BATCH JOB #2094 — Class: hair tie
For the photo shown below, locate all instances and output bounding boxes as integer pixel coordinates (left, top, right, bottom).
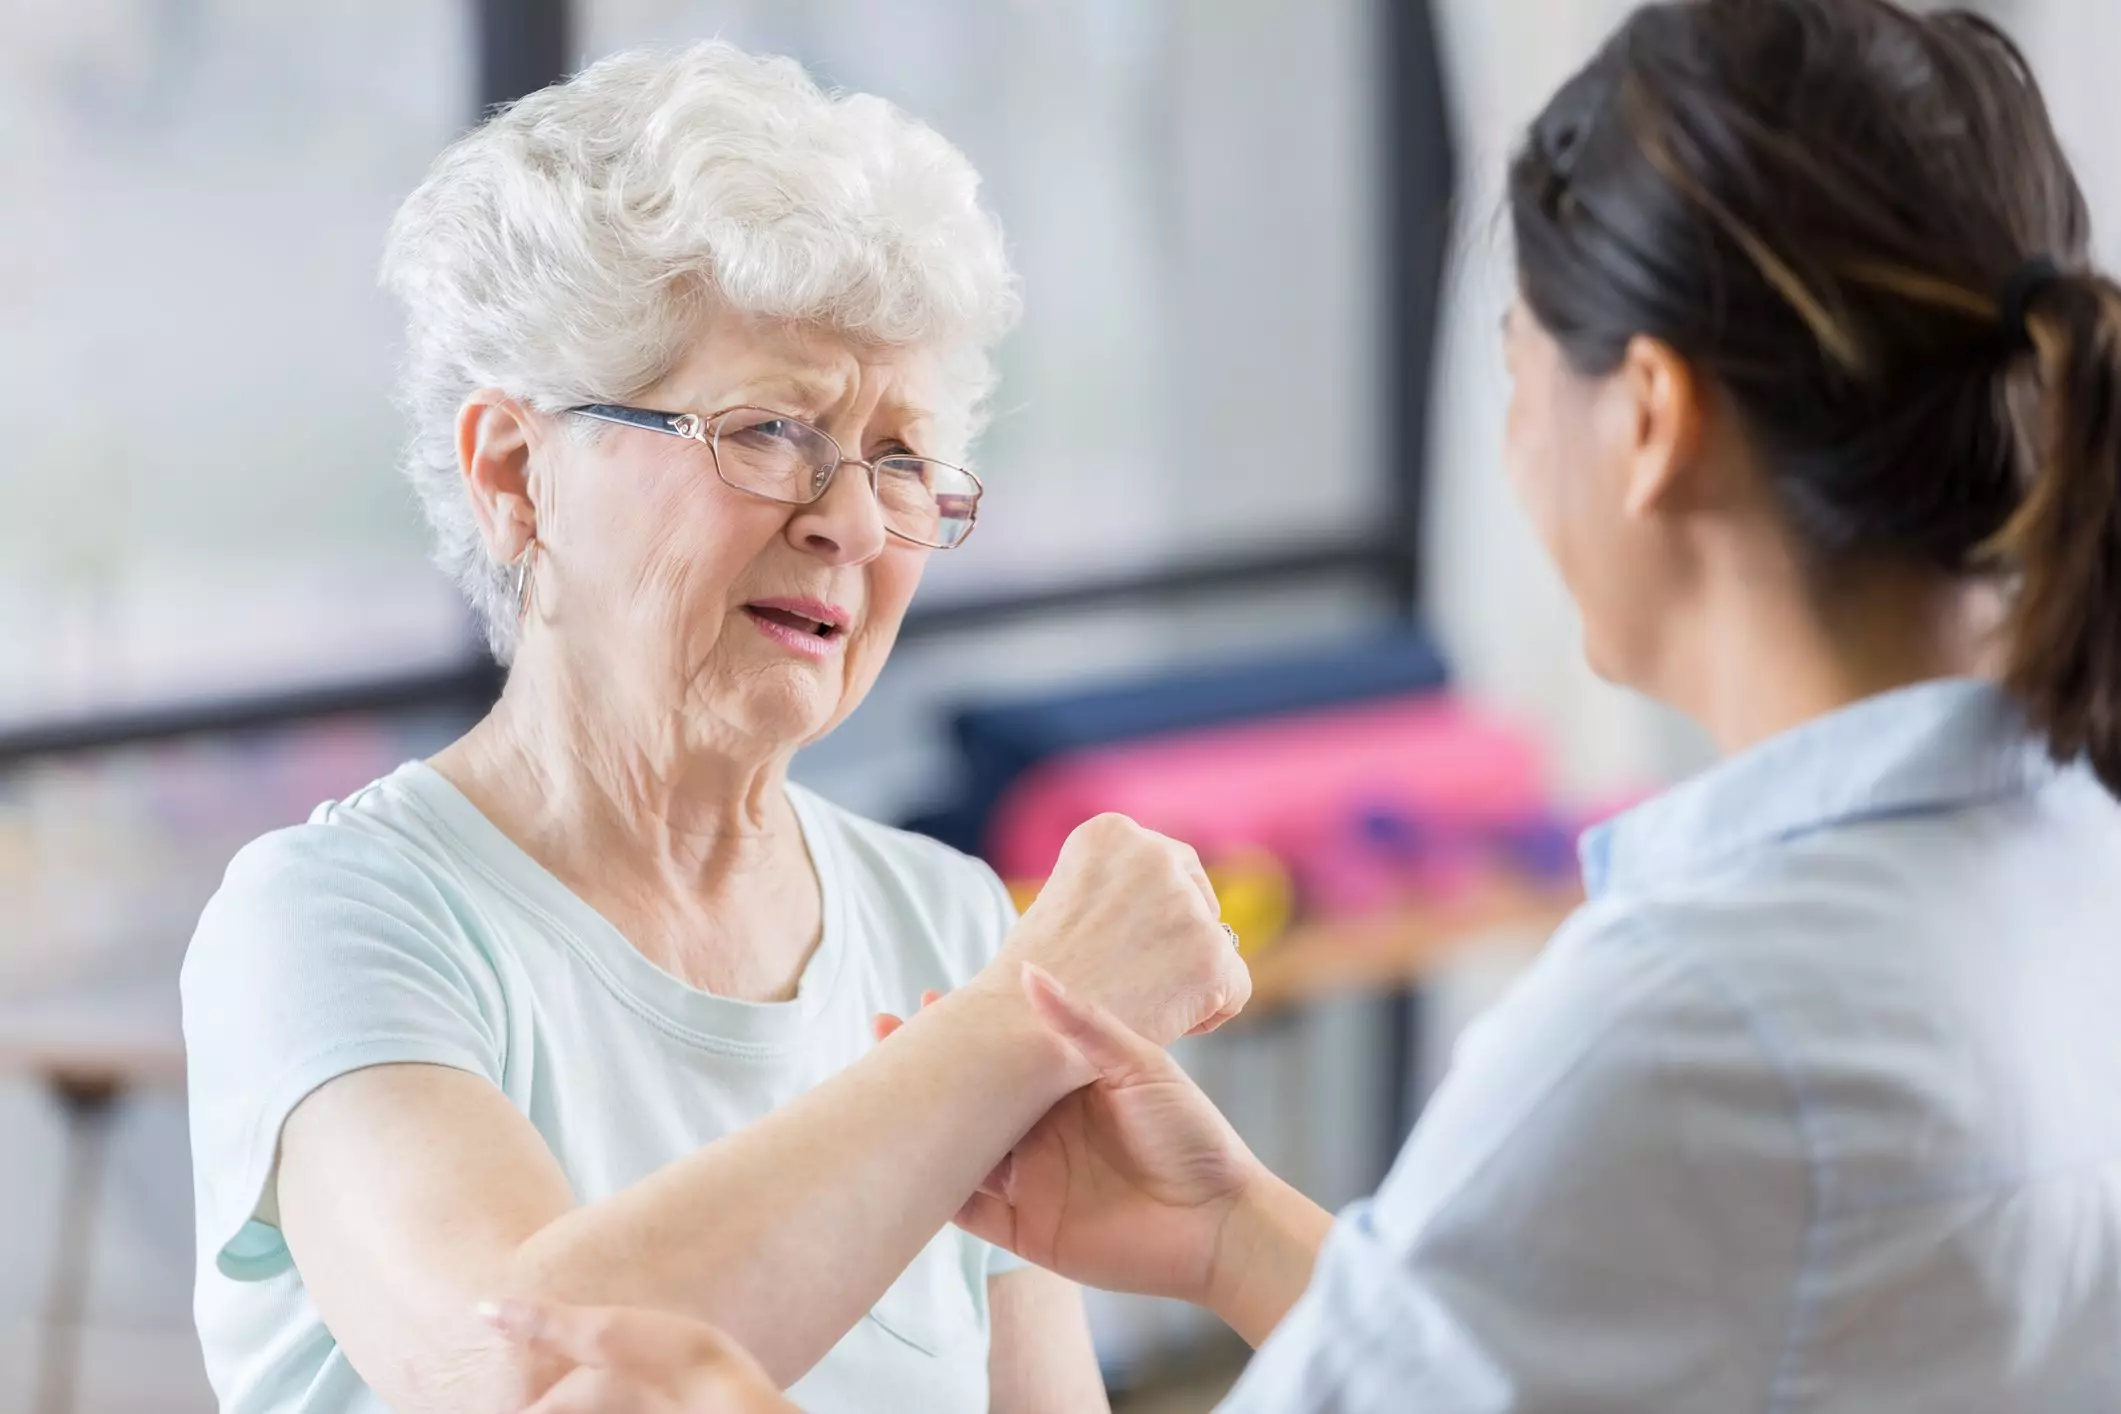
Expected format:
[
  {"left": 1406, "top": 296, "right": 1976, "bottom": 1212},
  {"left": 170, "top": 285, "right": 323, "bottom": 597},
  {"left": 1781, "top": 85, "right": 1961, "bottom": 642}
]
[{"left": 2000, "top": 256, "right": 2064, "bottom": 352}]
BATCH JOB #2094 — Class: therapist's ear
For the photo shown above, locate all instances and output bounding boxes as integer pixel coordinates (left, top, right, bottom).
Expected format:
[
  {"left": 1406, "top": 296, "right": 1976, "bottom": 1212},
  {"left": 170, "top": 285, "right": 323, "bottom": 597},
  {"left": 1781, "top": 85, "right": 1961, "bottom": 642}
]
[{"left": 1610, "top": 335, "right": 1709, "bottom": 522}]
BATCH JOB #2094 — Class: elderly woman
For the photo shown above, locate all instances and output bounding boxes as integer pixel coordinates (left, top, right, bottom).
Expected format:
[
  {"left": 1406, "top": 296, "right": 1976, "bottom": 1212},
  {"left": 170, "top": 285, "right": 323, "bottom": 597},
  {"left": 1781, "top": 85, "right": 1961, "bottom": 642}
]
[{"left": 179, "top": 42, "right": 1248, "bottom": 1414}]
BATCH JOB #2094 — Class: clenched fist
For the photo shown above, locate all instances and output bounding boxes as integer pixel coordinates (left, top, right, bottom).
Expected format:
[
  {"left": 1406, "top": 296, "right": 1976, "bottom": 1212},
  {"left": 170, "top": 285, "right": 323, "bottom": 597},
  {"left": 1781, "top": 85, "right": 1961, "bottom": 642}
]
[{"left": 991, "top": 814, "right": 1251, "bottom": 1047}]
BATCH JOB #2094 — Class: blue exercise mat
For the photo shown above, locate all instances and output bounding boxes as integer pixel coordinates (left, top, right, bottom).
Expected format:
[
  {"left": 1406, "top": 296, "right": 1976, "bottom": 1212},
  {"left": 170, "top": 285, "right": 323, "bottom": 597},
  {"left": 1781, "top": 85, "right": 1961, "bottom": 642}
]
[{"left": 904, "top": 626, "right": 1450, "bottom": 854}]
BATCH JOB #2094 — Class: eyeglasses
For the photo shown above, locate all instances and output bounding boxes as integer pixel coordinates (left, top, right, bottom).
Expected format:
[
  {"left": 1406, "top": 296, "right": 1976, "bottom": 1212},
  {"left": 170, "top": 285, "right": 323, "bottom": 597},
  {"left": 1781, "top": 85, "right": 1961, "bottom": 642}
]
[{"left": 566, "top": 403, "right": 984, "bottom": 550}]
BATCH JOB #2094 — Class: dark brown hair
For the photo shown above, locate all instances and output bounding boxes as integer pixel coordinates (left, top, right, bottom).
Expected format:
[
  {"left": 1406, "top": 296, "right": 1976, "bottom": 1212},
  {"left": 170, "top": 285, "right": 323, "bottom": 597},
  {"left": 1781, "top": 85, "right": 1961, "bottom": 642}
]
[{"left": 1510, "top": 0, "right": 2121, "bottom": 794}]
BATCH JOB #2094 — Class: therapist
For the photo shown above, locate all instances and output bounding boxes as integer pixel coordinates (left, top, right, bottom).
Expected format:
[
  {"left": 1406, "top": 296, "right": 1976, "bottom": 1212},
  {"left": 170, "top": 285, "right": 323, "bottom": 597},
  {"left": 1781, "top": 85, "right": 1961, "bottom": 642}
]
[{"left": 488, "top": 0, "right": 2121, "bottom": 1407}]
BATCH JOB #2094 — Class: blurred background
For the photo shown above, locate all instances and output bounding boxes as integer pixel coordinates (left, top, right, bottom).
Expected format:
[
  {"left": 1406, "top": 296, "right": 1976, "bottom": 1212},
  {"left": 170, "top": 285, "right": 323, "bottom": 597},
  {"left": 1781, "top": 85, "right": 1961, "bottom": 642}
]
[{"left": 2, "top": 0, "right": 2117, "bottom": 1409}]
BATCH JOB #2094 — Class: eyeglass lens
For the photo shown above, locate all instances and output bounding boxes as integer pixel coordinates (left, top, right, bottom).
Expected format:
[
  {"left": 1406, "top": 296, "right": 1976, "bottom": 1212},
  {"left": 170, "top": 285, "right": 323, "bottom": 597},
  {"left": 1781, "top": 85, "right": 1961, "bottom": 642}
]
[{"left": 709, "top": 408, "right": 978, "bottom": 548}]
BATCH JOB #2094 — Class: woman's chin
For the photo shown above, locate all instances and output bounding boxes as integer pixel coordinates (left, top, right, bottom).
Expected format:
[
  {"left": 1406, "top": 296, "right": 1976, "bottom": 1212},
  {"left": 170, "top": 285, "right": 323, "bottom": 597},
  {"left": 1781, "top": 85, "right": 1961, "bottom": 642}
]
[{"left": 686, "top": 673, "right": 845, "bottom": 757}]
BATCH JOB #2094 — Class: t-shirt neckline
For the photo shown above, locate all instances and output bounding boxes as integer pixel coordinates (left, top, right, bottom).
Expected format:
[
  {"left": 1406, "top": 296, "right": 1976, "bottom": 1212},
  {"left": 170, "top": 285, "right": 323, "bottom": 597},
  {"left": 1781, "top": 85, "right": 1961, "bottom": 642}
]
[{"left": 383, "top": 759, "right": 851, "bottom": 1057}]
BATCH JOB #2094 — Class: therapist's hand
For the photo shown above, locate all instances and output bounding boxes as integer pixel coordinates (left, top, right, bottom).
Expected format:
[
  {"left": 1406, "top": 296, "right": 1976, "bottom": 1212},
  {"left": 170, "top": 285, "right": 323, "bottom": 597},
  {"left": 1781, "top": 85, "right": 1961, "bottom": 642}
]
[
  {"left": 986, "top": 814, "right": 1252, "bottom": 1049},
  {"left": 485, "top": 1299, "right": 794, "bottom": 1413},
  {"left": 940, "top": 965, "right": 1332, "bottom": 1346}
]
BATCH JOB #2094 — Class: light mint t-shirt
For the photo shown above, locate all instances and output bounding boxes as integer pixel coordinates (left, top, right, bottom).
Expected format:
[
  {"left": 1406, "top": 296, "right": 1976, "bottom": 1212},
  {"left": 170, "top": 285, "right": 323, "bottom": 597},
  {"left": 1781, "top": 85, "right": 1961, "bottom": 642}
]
[{"left": 181, "top": 761, "right": 1025, "bottom": 1414}]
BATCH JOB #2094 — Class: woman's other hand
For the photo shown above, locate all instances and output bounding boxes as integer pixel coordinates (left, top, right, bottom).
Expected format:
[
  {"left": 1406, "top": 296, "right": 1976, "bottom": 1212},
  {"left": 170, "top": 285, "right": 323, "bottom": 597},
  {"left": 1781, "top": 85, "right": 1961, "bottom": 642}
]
[
  {"left": 950, "top": 965, "right": 1331, "bottom": 1346},
  {"left": 991, "top": 814, "right": 1252, "bottom": 1048},
  {"left": 485, "top": 1300, "right": 794, "bottom": 1413}
]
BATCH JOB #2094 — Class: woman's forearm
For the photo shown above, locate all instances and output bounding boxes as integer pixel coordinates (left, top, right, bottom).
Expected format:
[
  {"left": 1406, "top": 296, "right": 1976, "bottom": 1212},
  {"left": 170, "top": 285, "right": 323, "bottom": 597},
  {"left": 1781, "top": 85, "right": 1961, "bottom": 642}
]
[{"left": 505, "top": 973, "right": 1084, "bottom": 1385}]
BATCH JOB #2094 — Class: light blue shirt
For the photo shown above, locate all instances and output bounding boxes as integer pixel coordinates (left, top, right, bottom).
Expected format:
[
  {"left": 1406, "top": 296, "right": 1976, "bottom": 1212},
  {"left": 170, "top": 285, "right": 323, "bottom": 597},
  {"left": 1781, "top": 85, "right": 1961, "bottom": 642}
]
[
  {"left": 182, "top": 765, "right": 1023, "bottom": 1414},
  {"left": 1224, "top": 679, "right": 2121, "bottom": 1412}
]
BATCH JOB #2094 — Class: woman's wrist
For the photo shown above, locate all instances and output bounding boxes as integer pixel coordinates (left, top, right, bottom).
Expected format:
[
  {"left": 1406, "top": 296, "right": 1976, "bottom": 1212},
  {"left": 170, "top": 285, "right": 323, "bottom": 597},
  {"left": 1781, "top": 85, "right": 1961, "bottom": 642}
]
[
  {"left": 1203, "top": 1166, "right": 1334, "bottom": 1348},
  {"left": 937, "top": 964, "right": 1097, "bottom": 1103}
]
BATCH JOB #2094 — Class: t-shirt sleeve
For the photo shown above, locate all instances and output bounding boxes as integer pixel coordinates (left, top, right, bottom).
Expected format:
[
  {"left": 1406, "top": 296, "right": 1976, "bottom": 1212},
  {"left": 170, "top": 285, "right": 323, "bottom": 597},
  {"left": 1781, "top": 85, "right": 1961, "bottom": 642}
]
[
  {"left": 180, "top": 822, "right": 506, "bottom": 1281},
  {"left": 1217, "top": 914, "right": 1812, "bottom": 1412}
]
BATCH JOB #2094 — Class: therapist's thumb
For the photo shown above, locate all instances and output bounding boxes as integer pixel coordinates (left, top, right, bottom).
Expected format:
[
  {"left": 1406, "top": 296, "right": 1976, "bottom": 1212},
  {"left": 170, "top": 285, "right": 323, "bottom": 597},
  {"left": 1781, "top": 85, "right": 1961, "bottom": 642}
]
[
  {"left": 872, "top": 990, "right": 943, "bottom": 1043},
  {"left": 1021, "top": 963, "right": 1167, "bottom": 1083},
  {"left": 483, "top": 1299, "right": 752, "bottom": 1374},
  {"left": 479, "top": 1299, "right": 619, "bottom": 1365}
]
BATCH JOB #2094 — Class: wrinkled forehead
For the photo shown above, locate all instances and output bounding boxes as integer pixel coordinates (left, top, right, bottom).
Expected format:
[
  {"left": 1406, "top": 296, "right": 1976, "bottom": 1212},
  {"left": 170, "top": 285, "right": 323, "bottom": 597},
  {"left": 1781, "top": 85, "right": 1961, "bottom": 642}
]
[{"left": 648, "top": 309, "right": 969, "bottom": 454}]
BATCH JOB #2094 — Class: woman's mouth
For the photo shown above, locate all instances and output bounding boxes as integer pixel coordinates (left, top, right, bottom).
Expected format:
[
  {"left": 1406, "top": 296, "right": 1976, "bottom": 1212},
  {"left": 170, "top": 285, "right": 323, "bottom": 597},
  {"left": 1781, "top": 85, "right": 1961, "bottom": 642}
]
[{"left": 742, "top": 599, "right": 848, "bottom": 659}]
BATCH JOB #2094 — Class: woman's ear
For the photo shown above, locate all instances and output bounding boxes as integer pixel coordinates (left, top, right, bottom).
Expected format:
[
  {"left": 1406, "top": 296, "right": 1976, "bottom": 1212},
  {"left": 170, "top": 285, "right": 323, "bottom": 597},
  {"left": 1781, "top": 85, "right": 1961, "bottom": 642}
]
[
  {"left": 1614, "top": 334, "right": 1706, "bottom": 519},
  {"left": 457, "top": 390, "right": 538, "bottom": 563}
]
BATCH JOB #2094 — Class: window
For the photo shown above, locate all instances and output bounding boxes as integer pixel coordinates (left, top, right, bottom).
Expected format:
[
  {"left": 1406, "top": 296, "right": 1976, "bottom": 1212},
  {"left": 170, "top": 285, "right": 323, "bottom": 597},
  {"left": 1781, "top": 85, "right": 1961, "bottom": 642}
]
[{"left": 0, "top": 1, "right": 478, "bottom": 733}]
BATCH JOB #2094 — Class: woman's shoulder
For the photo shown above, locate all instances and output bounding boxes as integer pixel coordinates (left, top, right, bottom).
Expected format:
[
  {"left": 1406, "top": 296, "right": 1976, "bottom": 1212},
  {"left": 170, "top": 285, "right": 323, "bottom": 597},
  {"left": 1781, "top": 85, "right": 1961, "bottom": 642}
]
[
  {"left": 213, "top": 765, "right": 465, "bottom": 908},
  {"left": 1565, "top": 821, "right": 2015, "bottom": 1027},
  {"left": 1522, "top": 856, "right": 2026, "bottom": 1145},
  {"left": 1533, "top": 873, "right": 1901, "bottom": 1056},
  {"left": 186, "top": 766, "right": 499, "bottom": 1002}
]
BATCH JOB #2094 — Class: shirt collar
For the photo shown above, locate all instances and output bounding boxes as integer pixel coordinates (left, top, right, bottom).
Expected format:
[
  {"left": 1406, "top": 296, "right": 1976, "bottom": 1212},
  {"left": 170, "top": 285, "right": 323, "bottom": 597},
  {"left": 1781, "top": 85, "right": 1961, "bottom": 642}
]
[{"left": 1580, "top": 678, "right": 2060, "bottom": 899}]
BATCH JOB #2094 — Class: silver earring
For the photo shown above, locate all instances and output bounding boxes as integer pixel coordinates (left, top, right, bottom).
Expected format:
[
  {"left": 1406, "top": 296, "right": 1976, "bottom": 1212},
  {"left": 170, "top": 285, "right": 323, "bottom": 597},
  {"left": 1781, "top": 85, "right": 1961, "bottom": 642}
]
[{"left": 512, "top": 539, "right": 537, "bottom": 622}]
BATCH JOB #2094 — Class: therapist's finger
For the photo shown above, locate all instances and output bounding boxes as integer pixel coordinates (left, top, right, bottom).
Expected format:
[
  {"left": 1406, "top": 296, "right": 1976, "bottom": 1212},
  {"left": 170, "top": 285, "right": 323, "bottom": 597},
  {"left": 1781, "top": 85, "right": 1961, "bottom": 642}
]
[
  {"left": 482, "top": 1299, "right": 645, "bottom": 1371},
  {"left": 491, "top": 1301, "right": 785, "bottom": 1413},
  {"left": 486, "top": 1299, "right": 749, "bottom": 1371},
  {"left": 982, "top": 1151, "right": 1016, "bottom": 1201},
  {"left": 519, "top": 1364, "right": 645, "bottom": 1414},
  {"left": 953, "top": 1188, "right": 1021, "bottom": 1252},
  {"left": 482, "top": 1298, "right": 585, "bottom": 1362},
  {"left": 1021, "top": 963, "right": 1168, "bottom": 1085},
  {"left": 958, "top": 1150, "right": 1015, "bottom": 1204},
  {"left": 871, "top": 990, "right": 943, "bottom": 1043},
  {"left": 521, "top": 1362, "right": 793, "bottom": 1414}
]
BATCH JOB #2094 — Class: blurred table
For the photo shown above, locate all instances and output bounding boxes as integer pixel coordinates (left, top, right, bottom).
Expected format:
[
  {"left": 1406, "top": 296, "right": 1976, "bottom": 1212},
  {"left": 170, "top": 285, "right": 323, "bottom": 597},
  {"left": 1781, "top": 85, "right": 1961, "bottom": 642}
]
[
  {"left": 1239, "top": 877, "right": 1581, "bottom": 1171},
  {"left": 0, "top": 976, "right": 186, "bottom": 1414},
  {"left": 1245, "top": 877, "right": 1580, "bottom": 1018}
]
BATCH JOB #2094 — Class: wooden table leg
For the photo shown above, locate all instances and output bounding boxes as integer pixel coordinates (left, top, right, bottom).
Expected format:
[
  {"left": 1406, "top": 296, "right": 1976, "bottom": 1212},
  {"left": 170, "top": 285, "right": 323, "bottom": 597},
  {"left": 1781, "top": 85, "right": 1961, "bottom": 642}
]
[{"left": 35, "top": 1075, "right": 120, "bottom": 1414}]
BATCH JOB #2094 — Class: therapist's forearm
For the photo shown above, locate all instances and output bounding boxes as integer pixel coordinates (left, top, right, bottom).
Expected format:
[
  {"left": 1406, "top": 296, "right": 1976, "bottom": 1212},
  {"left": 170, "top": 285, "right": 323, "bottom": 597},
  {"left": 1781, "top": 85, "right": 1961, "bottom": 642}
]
[
  {"left": 1203, "top": 1171, "right": 1334, "bottom": 1349},
  {"left": 506, "top": 976, "right": 1083, "bottom": 1387}
]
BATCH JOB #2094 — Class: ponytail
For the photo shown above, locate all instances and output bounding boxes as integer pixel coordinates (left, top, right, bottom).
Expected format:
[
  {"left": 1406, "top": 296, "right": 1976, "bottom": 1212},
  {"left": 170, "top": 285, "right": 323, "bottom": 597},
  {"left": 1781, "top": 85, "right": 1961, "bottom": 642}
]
[{"left": 1992, "top": 272, "right": 2121, "bottom": 796}]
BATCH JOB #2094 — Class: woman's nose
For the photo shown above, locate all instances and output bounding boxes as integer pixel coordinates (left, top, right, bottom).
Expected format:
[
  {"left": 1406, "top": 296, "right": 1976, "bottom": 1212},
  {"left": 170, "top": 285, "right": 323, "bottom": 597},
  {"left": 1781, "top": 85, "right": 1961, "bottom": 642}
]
[{"left": 784, "top": 460, "right": 889, "bottom": 564}]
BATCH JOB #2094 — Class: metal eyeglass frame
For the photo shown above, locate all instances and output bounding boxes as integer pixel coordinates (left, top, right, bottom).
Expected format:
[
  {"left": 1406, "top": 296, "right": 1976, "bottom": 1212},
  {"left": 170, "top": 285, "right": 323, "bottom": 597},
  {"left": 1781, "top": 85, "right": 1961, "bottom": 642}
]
[{"left": 565, "top": 403, "right": 983, "bottom": 550}]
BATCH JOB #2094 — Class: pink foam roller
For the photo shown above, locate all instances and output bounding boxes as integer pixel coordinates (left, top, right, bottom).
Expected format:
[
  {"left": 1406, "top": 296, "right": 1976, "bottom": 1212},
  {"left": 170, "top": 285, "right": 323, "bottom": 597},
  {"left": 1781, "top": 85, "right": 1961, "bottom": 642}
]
[{"left": 987, "top": 693, "right": 1547, "bottom": 882}]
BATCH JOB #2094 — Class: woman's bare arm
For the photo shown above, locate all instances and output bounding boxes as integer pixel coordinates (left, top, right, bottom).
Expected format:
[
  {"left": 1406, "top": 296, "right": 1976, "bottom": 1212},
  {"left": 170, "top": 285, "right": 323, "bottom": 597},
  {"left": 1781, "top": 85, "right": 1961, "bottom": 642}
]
[
  {"left": 273, "top": 816, "right": 1247, "bottom": 1413},
  {"left": 280, "top": 976, "right": 1069, "bottom": 1410},
  {"left": 985, "top": 1267, "right": 1109, "bottom": 1414}
]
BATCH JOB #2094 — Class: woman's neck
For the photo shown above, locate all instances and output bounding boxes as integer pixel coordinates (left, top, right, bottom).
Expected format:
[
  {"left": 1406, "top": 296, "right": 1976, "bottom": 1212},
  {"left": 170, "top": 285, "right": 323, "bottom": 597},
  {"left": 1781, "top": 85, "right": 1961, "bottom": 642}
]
[
  {"left": 430, "top": 641, "right": 822, "bottom": 997},
  {"left": 1673, "top": 551, "right": 2000, "bottom": 756}
]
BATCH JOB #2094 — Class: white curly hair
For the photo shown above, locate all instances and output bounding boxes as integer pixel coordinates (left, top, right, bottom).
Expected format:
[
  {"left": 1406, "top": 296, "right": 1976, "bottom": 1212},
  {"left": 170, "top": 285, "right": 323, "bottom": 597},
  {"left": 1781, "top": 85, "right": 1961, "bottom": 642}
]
[{"left": 380, "top": 42, "right": 1020, "bottom": 658}]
